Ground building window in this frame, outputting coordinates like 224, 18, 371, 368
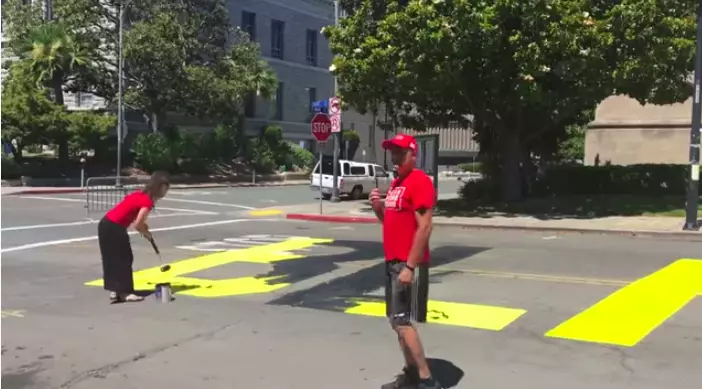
271, 20, 285, 59
81, 93, 93, 106
306, 29, 317, 66
274, 82, 284, 120
244, 92, 256, 117
307, 87, 316, 113
242, 11, 256, 40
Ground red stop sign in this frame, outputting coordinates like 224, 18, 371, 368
310, 113, 332, 142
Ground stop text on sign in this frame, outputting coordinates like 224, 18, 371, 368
312, 122, 330, 133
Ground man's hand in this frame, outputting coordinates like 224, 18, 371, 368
369, 188, 382, 208
369, 188, 384, 222
398, 266, 413, 284
141, 229, 153, 242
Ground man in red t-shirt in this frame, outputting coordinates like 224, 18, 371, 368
370, 134, 442, 389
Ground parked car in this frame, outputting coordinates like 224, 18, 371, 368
310, 157, 393, 200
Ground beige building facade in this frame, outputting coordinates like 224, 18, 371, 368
585, 95, 698, 165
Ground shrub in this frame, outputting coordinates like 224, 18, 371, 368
289, 142, 314, 171
457, 162, 481, 173
460, 164, 699, 201
132, 133, 177, 172
248, 138, 277, 173
1, 156, 22, 179
532, 164, 694, 196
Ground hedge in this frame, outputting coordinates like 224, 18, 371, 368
461, 164, 700, 200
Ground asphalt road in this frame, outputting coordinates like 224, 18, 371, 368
2, 188, 701, 389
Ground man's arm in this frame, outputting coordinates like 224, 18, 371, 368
373, 202, 385, 222
406, 207, 432, 268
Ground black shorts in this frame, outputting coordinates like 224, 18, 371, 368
384, 260, 429, 326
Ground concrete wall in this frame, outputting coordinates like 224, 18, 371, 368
585, 95, 695, 165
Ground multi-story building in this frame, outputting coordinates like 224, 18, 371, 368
225, 0, 337, 153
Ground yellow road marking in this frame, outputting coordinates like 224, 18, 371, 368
545, 258, 702, 347
345, 300, 526, 331
86, 237, 333, 297
1, 310, 25, 318
248, 209, 283, 217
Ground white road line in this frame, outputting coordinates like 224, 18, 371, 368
16, 196, 218, 215
19, 196, 86, 202
2, 212, 216, 232
0, 219, 251, 253
2, 220, 96, 231
160, 198, 255, 210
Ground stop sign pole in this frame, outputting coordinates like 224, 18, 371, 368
311, 113, 332, 213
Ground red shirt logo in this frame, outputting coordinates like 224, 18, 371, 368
384, 186, 406, 210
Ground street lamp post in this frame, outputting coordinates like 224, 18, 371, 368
116, 0, 126, 186
684, 0, 702, 231
330, 0, 341, 202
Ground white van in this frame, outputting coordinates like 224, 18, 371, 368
311, 157, 393, 200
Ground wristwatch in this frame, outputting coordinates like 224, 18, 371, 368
405, 264, 415, 272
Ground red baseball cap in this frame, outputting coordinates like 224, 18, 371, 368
381, 134, 417, 153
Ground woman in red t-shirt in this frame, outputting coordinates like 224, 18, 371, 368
98, 171, 170, 303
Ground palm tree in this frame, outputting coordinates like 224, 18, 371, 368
14, 21, 92, 160
19, 21, 90, 106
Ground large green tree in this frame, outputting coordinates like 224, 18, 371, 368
327, 0, 697, 201
1, 62, 67, 160
4, 0, 277, 133
1, 61, 114, 161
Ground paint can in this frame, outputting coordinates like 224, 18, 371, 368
154, 283, 172, 303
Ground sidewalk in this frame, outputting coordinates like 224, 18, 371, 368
279, 201, 702, 241
1, 180, 309, 195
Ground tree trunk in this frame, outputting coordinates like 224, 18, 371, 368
500, 131, 522, 202
151, 112, 159, 133
52, 74, 70, 162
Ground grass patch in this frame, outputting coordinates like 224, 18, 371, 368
436, 195, 702, 219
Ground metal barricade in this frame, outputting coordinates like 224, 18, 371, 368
85, 176, 149, 219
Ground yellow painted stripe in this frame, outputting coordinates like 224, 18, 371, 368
85, 237, 333, 298
248, 209, 283, 217
345, 300, 526, 331
545, 258, 702, 347
1, 310, 25, 318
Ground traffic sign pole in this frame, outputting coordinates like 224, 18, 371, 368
318, 145, 324, 214
329, 97, 342, 202
311, 113, 332, 213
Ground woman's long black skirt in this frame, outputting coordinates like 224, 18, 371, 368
97, 218, 134, 294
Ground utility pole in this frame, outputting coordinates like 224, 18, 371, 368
43, 0, 52, 20
116, 1, 126, 186
330, 0, 341, 202
684, 0, 702, 231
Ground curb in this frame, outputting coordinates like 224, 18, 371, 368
2, 181, 309, 196
283, 213, 702, 241
4, 188, 85, 195
286, 213, 377, 224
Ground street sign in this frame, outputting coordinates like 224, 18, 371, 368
330, 114, 341, 134
310, 113, 332, 142
329, 97, 342, 133
329, 97, 341, 115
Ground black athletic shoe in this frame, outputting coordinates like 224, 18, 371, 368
381, 366, 419, 389
417, 377, 444, 389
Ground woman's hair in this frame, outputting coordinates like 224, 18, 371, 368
142, 171, 170, 200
